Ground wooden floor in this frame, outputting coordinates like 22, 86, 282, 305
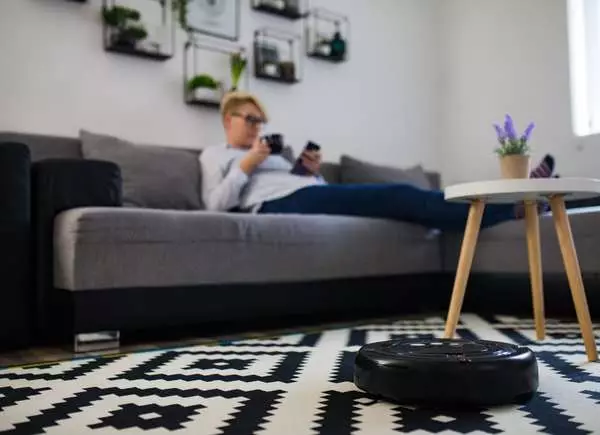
0, 316, 398, 368
0, 334, 223, 368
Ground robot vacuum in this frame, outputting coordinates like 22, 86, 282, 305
354, 338, 538, 408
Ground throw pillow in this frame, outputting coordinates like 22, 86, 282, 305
339, 155, 432, 189
80, 129, 202, 210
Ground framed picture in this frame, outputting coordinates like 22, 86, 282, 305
186, 0, 240, 41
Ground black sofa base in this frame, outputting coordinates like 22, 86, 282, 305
46, 272, 600, 347
49, 274, 448, 343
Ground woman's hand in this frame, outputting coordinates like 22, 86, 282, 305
240, 137, 270, 175
300, 149, 322, 175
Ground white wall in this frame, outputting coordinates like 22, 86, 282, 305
0, 0, 441, 170
438, 0, 600, 185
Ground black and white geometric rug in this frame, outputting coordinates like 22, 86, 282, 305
1, 313, 600, 434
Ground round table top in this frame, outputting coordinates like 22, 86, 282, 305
444, 177, 600, 204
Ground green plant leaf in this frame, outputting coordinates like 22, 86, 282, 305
122, 23, 147, 41
187, 74, 220, 90
230, 52, 247, 88
102, 5, 141, 28
172, 0, 189, 28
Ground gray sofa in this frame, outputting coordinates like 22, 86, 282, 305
2, 130, 600, 348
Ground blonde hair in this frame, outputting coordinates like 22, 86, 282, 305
220, 91, 269, 123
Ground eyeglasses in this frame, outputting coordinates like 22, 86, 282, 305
231, 112, 266, 127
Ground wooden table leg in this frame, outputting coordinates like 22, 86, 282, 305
524, 201, 545, 340
444, 200, 485, 338
549, 196, 598, 362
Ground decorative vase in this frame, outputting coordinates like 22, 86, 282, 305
280, 62, 295, 81
263, 63, 279, 77
330, 32, 346, 60
192, 87, 222, 103
499, 154, 531, 179
317, 42, 331, 56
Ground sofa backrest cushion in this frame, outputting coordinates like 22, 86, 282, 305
339, 155, 434, 190
1, 131, 442, 207
80, 129, 203, 210
0, 131, 82, 161
319, 162, 341, 184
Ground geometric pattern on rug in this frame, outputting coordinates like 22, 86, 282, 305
1, 313, 599, 434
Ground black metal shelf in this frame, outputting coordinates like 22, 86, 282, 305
253, 28, 302, 85
252, 3, 307, 20
185, 99, 221, 109
102, 0, 175, 61
183, 35, 248, 109
307, 51, 345, 63
305, 7, 349, 64
255, 71, 299, 84
106, 44, 172, 61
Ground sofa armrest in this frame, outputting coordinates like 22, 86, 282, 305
33, 159, 123, 214
32, 159, 122, 338
0, 142, 32, 349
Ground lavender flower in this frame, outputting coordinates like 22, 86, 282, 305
504, 114, 518, 142
493, 124, 506, 144
492, 114, 534, 156
521, 122, 535, 142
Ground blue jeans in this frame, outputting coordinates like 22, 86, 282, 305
258, 183, 516, 232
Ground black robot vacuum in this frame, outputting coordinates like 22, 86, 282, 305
354, 338, 539, 408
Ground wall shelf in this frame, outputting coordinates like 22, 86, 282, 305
251, 0, 308, 20
253, 27, 302, 84
307, 51, 345, 63
106, 44, 172, 61
254, 71, 300, 84
183, 35, 248, 109
186, 99, 222, 109
305, 7, 349, 63
102, 0, 175, 61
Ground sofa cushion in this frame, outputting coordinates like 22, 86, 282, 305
442, 206, 600, 274
340, 155, 432, 189
320, 162, 341, 184
80, 129, 202, 210
0, 131, 82, 161
53, 207, 442, 290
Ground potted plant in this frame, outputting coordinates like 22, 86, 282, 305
102, 5, 148, 49
493, 114, 535, 179
172, 0, 189, 28
229, 52, 247, 92
187, 74, 223, 102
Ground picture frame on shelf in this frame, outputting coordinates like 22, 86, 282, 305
184, 34, 248, 109
305, 7, 349, 63
185, 0, 240, 41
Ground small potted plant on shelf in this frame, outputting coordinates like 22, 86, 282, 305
102, 5, 148, 49
186, 74, 223, 103
172, 0, 189, 28
229, 52, 247, 92
493, 114, 535, 179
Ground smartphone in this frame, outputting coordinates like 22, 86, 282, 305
291, 141, 321, 175
263, 134, 284, 155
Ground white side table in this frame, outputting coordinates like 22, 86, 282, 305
444, 178, 600, 362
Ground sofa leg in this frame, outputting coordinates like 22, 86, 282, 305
73, 331, 120, 353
